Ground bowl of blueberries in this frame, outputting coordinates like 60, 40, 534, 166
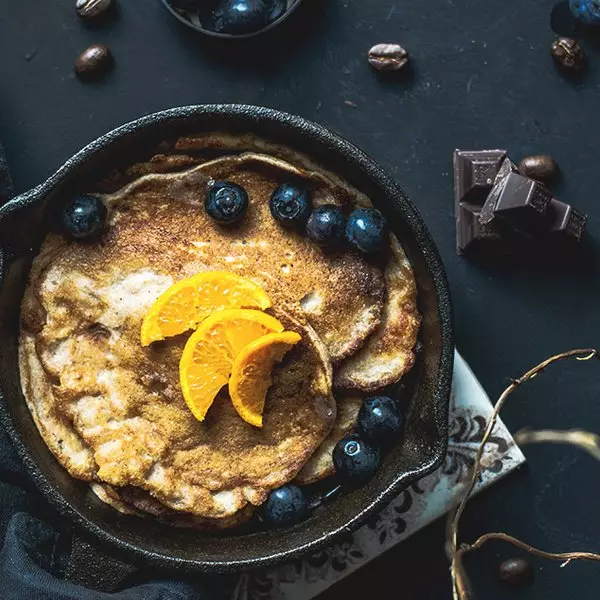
163, 0, 302, 38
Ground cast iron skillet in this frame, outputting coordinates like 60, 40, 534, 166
0, 105, 453, 574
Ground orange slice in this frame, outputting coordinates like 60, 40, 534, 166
179, 309, 284, 422
141, 272, 272, 346
229, 331, 302, 428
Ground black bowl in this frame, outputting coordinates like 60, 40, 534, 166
161, 0, 303, 39
0, 105, 453, 574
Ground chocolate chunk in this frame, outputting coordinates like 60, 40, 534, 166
457, 205, 487, 254
495, 157, 519, 184
478, 158, 520, 225
456, 204, 521, 255
454, 149, 587, 259
548, 199, 587, 242
480, 172, 552, 232
453, 149, 507, 208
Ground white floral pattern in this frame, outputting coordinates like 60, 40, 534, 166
233, 352, 525, 600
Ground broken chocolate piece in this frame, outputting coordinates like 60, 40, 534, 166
456, 204, 524, 255
548, 199, 587, 242
479, 174, 508, 226
480, 172, 552, 232
495, 157, 519, 184
477, 158, 519, 224
457, 205, 481, 253
453, 149, 507, 208
456, 205, 498, 254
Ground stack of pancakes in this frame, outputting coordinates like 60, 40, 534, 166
19, 134, 420, 529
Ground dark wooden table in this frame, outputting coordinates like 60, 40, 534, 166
1, 0, 600, 598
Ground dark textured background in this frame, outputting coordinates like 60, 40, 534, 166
1, 0, 600, 598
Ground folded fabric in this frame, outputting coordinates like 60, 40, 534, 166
0, 513, 213, 600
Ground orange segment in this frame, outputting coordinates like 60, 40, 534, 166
179, 309, 284, 422
229, 331, 302, 428
141, 272, 272, 346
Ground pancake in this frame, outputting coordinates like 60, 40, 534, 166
91, 484, 255, 530
334, 236, 420, 392
20, 219, 336, 518
295, 395, 363, 485
22, 263, 335, 518
19, 134, 420, 525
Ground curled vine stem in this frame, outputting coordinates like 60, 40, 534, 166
446, 348, 600, 600
515, 429, 600, 462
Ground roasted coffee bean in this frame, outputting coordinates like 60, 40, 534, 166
518, 155, 558, 182
551, 37, 586, 70
74, 44, 113, 79
497, 558, 534, 588
75, 0, 113, 19
368, 43, 409, 72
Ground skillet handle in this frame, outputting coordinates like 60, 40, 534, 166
63, 533, 138, 593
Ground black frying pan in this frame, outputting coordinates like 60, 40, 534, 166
0, 105, 453, 575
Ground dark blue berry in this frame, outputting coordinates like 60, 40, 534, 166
213, 0, 270, 34
333, 434, 380, 484
60, 195, 107, 240
306, 205, 346, 247
270, 183, 312, 229
346, 208, 388, 253
569, 0, 600, 25
263, 485, 308, 527
358, 396, 404, 447
205, 181, 249, 224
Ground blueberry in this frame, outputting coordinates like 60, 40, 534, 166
345, 208, 388, 253
358, 396, 404, 447
569, 0, 600, 25
60, 195, 107, 240
213, 0, 270, 34
306, 205, 346, 247
205, 181, 249, 224
270, 183, 312, 229
333, 434, 380, 484
263, 484, 309, 527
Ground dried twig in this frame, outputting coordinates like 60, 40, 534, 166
515, 429, 600, 462
447, 349, 600, 600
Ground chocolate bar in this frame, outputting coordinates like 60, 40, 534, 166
453, 149, 507, 208
455, 149, 588, 257
479, 172, 552, 232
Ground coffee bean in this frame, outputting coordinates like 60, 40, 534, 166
497, 558, 534, 588
74, 44, 113, 79
75, 0, 113, 20
368, 43, 409, 72
551, 37, 585, 71
518, 155, 558, 182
